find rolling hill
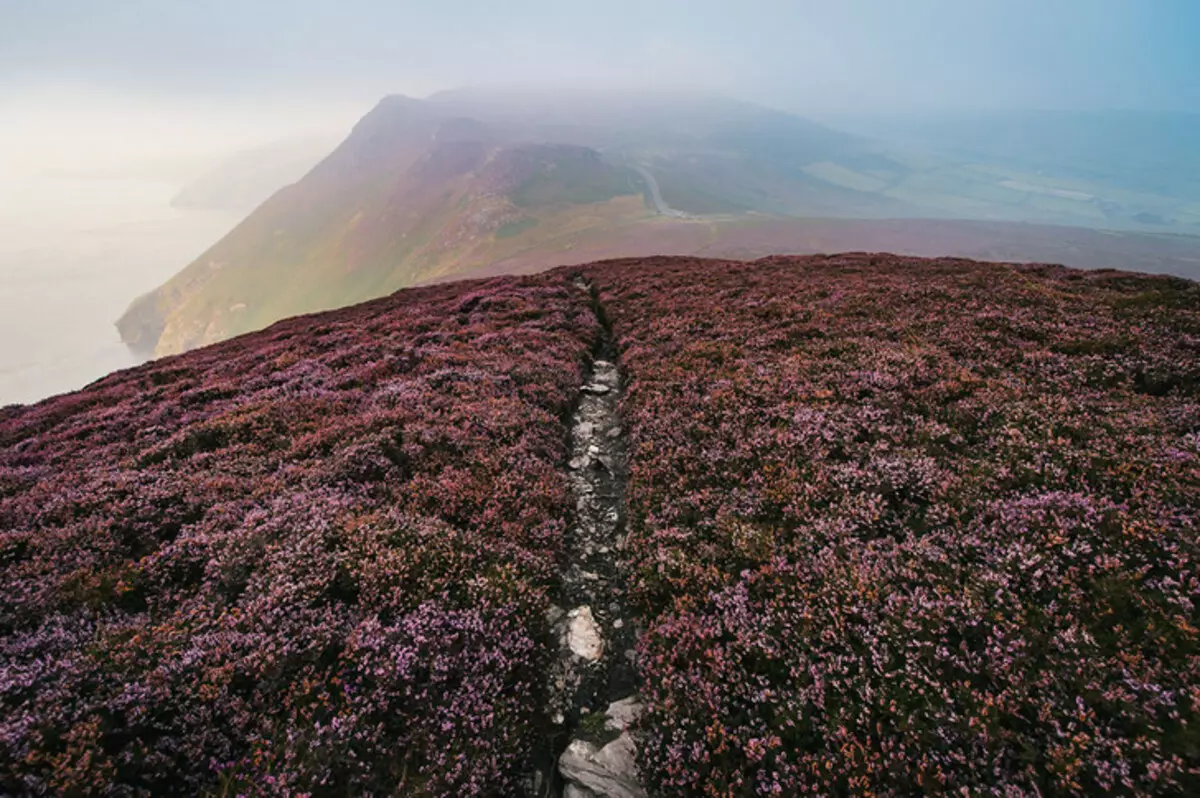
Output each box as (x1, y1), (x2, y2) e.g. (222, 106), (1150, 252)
(828, 110), (1200, 232)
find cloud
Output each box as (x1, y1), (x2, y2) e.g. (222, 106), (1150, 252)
(0, 0), (1196, 113)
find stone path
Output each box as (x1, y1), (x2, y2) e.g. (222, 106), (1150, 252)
(531, 279), (646, 798)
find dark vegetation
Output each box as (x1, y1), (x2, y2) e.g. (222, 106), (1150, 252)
(6, 254), (1200, 795)
(495, 217), (539, 239)
(510, 156), (637, 208)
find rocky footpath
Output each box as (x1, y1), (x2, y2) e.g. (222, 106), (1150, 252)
(531, 280), (646, 797)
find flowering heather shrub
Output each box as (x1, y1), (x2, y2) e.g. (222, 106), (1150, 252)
(583, 255), (1200, 795)
(0, 276), (598, 795)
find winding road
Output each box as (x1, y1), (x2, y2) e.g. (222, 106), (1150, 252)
(632, 165), (691, 219)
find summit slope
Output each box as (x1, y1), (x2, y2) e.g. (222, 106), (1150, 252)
(8, 254), (1200, 795)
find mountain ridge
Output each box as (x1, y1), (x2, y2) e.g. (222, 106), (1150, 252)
(117, 90), (1200, 359)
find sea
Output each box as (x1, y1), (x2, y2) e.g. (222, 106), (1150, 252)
(0, 171), (239, 406)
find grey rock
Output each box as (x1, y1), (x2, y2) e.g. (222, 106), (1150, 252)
(606, 426), (623, 439)
(604, 696), (644, 731)
(565, 783), (598, 798)
(582, 383), (611, 395)
(558, 735), (645, 798)
(569, 455), (590, 470)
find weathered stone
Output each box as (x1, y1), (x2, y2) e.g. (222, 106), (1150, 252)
(569, 455), (590, 470)
(582, 383), (611, 395)
(567, 606), (604, 661)
(564, 783), (598, 798)
(558, 735), (645, 798)
(606, 426), (623, 439)
(604, 696), (644, 731)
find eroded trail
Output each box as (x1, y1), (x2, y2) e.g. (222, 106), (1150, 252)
(530, 279), (646, 798)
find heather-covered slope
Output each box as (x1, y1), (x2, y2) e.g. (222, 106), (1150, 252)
(583, 255), (1200, 794)
(7, 254), (1200, 795)
(2, 273), (599, 794)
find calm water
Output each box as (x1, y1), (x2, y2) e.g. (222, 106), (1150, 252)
(0, 173), (239, 406)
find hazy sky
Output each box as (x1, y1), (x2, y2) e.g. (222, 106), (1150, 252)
(3, 0), (1199, 115)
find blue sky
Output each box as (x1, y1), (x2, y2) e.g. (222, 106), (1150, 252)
(2, 0), (1198, 113)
